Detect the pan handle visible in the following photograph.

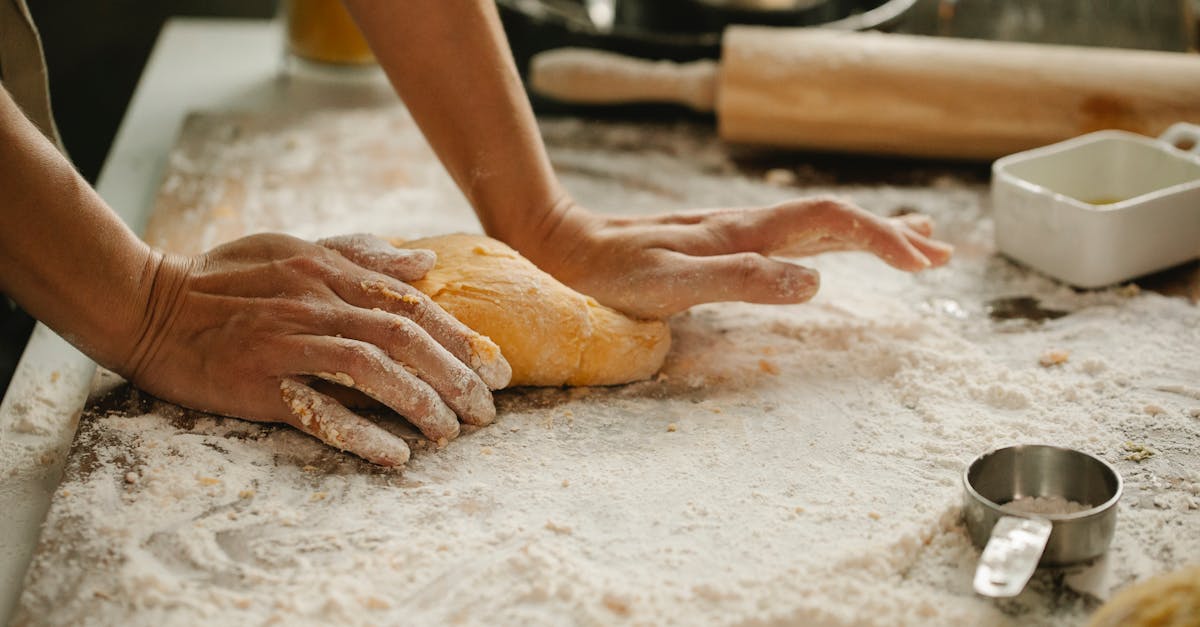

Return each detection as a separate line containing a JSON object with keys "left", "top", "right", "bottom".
{"left": 973, "top": 515, "right": 1052, "bottom": 598}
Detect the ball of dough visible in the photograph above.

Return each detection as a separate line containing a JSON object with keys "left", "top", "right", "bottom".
{"left": 393, "top": 234, "right": 671, "bottom": 387}
{"left": 1088, "top": 566, "right": 1200, "bottom": 627}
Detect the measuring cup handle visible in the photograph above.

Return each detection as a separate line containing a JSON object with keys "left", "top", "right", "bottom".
{"left": 1159, "top": 122, "right": 1200, "bottom": 156}
{"left": 973, "top": 515, "right": 1052, "bottom": 598}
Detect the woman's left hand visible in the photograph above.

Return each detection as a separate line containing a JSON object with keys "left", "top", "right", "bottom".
{"left": 507, "top": 196, "right": 953, "bottom": 320}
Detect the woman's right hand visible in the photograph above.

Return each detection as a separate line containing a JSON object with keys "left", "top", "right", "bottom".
{"left": 116, "top": 233, "right": 511, "bottom": 466}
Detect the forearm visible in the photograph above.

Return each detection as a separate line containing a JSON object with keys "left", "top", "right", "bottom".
{"left": 0, "top": 85, "right": 158, "bottom": 370}
{"left": 342, "top": 0, "right": 570, "bottom": 249}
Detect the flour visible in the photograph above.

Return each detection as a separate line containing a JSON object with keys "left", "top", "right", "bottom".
{"left": 11, "top": 110, "right": 1200, "bottom": 626}
{"left": 1002, "top": 496, "right": 1093, "bottom": 517}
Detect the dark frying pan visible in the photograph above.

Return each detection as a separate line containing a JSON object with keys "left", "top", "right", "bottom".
{"left": 498, "top": 0, "right": 917, "bottom": 72}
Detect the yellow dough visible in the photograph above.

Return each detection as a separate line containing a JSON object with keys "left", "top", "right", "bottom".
{"left": 393, "top": 234, "right": 671, "bottom": 387}
{"left": 1088, "top": 566, "right": 1200, "bottom": 627}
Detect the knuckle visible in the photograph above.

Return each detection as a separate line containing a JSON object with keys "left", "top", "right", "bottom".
{"left": 338, "top": 341, "right": 387, "bottom": 371}
{"left": 733, "top": 254, "right": 766, "bottom": 284}
{"left": 386, "top": 314, "right": 423, "bottom": 343}
{"left": 270, "top": 298, "right": 313, "bottom": 325}
{"left": 288, "top": 251, "right": 344, "bottom": 282}
{"left": 283, "top": 254, "right": 326, "bottom": 276}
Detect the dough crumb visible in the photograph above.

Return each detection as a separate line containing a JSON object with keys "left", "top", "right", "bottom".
{"left": 124, "top": 472, "right": 139, "bottom": 485}
{"left": 480, "top": 447, "right": 493, "bottom": 456}
{"left": 1124, "top": 441, "right": 1154, "bottom": 462}
{"left": 764, "top": 168, "right": 797, "bottom": 186}
{"left": 545, "top": 520, "right": 572, "bottom": 535}
{"left": 868, "top": 512, "right": 882, "bottom": 520}
{"left": 794, "top": 506, "right": 805, "bottom": 514}
{"left": 239, "top": 489, "right": 255, "bottom": 499}
{"left": 1144, "top": 404, "right": 1166, "bottom": 417}
{"left": 1039, "top": 349, "right": 1070, "bottom": 367}
{"left": 198, "top": 477, "right": 221, "bottom": 486}
{"left": 400, "top": 294, "right": 421, "bottom": 305}
{"left": 364, "top": 596, "right": 390, "bottom": 610}
{"left": 666, "top": 423, "right": 678, "bottom": 432}
{"left": 1117, "top": 283, "right": 1141, "bottom": 297}
{"left": 311, "top": 492, "right": 328, "bottom": 502}
{"left": 561, "top": 479, "right": 570, "bottom": 488}
{"left": 316, "top": 371, "right": 355, "bottom": 387}
{"left": 602, "top": 592, "right": 632, "bottom": 616}
{"left": 759, "top": 359, "right": 781, "bottom": 375}
{"left": 1189, "top": 408, "right": 1200, "bottom": 418}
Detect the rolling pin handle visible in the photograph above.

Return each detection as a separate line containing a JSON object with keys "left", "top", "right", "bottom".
{"left": 530, "top": 48, "right": 718, "bottom": 113}
{"left": 1159, "top": 122, "right": 1200, "bottom": 156}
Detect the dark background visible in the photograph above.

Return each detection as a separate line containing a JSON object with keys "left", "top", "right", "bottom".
{"left": 1, "top": 2, "right": 277, "bottom": 395}
{"left": 28, "top": 1, "right": 280, "bottom": 183}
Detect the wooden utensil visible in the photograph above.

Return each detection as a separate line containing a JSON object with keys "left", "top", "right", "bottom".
{"left": 530, "top": 27, "right": 1200, "bottom": 159}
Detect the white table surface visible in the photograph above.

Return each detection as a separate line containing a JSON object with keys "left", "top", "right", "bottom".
{"left": 0, "top": 18, "right": 399, "bottom": 622}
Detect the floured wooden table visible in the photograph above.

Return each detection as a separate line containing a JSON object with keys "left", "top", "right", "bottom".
{"left": 12, "top": 108, "right": 1200, "bottom": 626}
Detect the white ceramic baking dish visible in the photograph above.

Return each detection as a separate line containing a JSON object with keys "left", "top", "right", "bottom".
{"left": 992, "top": 123, "right": 1200, "bottom": 288}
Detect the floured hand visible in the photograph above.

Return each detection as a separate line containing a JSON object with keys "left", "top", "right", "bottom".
{"left": 119, "top": 233, "right": 511, "bottom": 466}
{"left": 508, "top": 197, "right": 953, "bottom": 319}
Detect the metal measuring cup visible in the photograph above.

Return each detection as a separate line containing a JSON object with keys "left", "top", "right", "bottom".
{"left": 962, "top": 444, "right": 1123, "bottom": 597}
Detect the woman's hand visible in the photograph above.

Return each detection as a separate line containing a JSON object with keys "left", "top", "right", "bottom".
{"left": 118, "top": 233, "right": 511, "bottom": 466}
{"left": 507, "top": 197, "right": 953, "bottom": 320}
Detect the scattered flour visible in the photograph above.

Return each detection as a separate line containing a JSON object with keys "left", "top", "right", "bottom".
{"left": 9, "top": 110, "right": 1200, "bottom": 626}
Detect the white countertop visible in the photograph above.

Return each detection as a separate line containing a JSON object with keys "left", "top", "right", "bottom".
{"left": 0, "top": 18, "right": 399, "bottom": 622}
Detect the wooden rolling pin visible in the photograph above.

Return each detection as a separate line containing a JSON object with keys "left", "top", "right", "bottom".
{"left": 530, "top": 27, "right": 1200, "bottom": 159}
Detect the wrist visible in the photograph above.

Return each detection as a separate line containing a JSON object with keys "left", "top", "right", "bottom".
{"left": 107, "top": 250, "right": 194, "bottom": 383}
{"left": 488, "top": 194, "right": 593, "bottom": 273}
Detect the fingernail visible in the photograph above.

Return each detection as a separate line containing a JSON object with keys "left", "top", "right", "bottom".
{"left": 780, "top": 266, "right": 820, "bottom": 300}
{"left": 424, "top": 404, "right": 461, "bottom": 442}
{"left": 367, "top": 437, "right": 412, "bottom": 467}
{"left": 469, "top": 335, "right": 513, "bottom": 390}
{"left": 465, "top": 385, "right": 497, "bottom": 426}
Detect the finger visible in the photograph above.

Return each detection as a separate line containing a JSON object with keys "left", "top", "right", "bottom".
{"left": 279, "top": 378, "right": 411, "bottom": 466}
{"left": 342, "top": 308, "right": 496, "bottom": 426}
{"left": 343, "top": 276, "right": 512, "bottom": 390}
{"left": 319, "top": 234, "right": 436, "bottom": 282}
{"left": 902, "top": 229, "right": 954, "bottom": 268}
{"left": 661, "top": 199, "right": 874, "bottom": 258}
{"left": 895, "top": 214, "right": 933, "bottom": 238}
{"left": 654, "top": 250, "right": 820, "bottom": 312}
{"left": 292, "top": 336, "right": 461, "bottom": 444}
{"left": 853, "top": 217, "right": 934, "bottom": 272}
